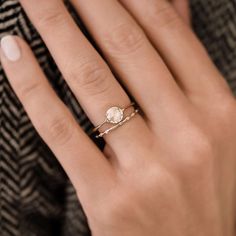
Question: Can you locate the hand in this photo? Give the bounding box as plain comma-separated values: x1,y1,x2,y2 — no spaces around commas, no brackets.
1,0,236,235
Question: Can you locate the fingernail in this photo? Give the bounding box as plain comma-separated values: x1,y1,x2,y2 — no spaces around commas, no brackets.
0,35,21,62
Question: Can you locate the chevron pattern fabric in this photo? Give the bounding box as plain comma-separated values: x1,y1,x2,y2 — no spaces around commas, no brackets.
0,0,236,235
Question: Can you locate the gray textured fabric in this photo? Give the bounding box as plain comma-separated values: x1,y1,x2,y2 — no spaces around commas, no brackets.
191,0,236,93
0,0,235,235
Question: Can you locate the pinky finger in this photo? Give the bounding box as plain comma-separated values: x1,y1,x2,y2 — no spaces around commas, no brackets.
172,0,191,24
0,35,114,207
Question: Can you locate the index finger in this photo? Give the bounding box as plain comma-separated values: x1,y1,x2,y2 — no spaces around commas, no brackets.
0,36,115,207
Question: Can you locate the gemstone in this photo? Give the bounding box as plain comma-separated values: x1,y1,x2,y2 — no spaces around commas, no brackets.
106,107,124,124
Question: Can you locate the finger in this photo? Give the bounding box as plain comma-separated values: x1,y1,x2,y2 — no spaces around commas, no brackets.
171,0,191,24
19,0,150,158
119,0,231,101
0,35,115,206
70,0,188,124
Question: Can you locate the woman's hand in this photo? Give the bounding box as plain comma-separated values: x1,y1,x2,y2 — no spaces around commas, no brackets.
1,0,236,235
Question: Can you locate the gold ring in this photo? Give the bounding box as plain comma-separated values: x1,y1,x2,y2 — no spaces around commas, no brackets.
93,102,139,138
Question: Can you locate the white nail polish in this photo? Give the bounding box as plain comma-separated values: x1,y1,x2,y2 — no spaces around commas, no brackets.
0,35,21,62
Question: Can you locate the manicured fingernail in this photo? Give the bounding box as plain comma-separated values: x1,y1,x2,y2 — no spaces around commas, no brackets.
0,35,21,62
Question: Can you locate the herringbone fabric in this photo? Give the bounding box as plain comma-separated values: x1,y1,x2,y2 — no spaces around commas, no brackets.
0,0,235,235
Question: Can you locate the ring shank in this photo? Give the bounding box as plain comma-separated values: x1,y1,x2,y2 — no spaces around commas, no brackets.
95,109,139,138
92,102,138,138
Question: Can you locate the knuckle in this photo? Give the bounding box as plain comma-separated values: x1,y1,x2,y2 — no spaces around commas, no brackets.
103,193,134,223
181,130,215,172
227,101,236,122
207,98,236,142
69,61,111,97
20,82,43,102
36,8,65,29
42,116,74,146
147,0,181,29
217,98,236,123
104,23,145,56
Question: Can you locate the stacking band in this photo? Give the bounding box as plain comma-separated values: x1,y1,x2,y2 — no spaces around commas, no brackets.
92,102,139,138
95,109,139,138
93,102,135,133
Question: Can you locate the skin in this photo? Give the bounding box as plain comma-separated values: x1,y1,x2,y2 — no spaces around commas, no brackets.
1,0,236,235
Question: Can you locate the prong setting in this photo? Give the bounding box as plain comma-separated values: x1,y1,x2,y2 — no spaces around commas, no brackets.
106,107,124,124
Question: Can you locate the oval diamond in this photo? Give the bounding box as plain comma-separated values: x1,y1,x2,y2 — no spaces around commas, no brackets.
106,107,123,124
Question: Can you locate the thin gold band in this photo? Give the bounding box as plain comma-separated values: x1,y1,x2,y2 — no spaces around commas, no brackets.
95,109,139,138
93,102,135,133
